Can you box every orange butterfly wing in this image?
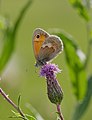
[33,35,47,58]
[33,28,49,59]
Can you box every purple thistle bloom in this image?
[40,63,61,80]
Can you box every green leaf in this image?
[10,110,22,118]
[11,110,36,120]
[18,95,21,108]
[49,29,87,100]
[25,114,36,120]
[0,0,32,73]
[69,0,90,21]
[72,75,92,120]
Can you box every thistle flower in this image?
[40,63,63,105]
[40,63,61,78]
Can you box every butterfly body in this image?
[32,28,63,67]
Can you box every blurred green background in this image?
[0,0,92,120]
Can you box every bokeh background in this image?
[0,0,92,120]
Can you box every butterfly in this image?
[32,28,63,67]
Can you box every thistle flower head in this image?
[40,63,61,79]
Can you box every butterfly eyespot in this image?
[36,34,40,38]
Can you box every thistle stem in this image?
[57,104,64,120]
[0,88,25,118]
